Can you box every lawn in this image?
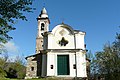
[0,78,54,80]
[0,77,60,80]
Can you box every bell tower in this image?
[36,7,50,54]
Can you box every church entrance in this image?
[57,55,70,75]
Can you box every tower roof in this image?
[41,7,47,14]
[39,7,48,18]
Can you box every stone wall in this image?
[25,56,37,79]
[25,54,42,79]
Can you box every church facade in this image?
[25,8,87,79]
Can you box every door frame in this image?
[57,55,70,75]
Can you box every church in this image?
[25,7,87,79]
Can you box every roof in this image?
[25,53,39,59]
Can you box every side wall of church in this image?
[25,54,43,79]
[25,57,37,79]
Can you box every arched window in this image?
[41,23,44,30]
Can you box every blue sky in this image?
[5,0,120,59]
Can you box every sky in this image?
[4,0,120,59]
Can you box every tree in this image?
[92,32,120,80]
[0,0,34,78]
[14,56,26,79]
[0,53,9,78]
[86,51,92,79]
[0,55,26,79]
[0,0,34,44]
[0,67,7,78]
[0,44,7,54]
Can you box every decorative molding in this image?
[59,29,66,36]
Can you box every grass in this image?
[0,77,79,80]
[0,78,51,80]
[26,77,60,80]
[0,77,60,80]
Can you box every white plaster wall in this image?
[47,52,73,77]
[47,53,56,76]
[69,53,76,77]
[76,52,87,77]
[47,29,85,50]
[38,21,45,37]
[75,33,85,50]
[38,20,49,37]
[47,34,75,49]
[47,25,76,49]
[47,34,53,49]
[46,51,87,77]
[45,24,87,77]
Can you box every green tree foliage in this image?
[0,0,34,44]
[0,0,34,78]
[14,56,26,79]
[0,59,7,78]
[0,44,7,54]
[86,51,92,79]
[0,53,8,78]
[0,55,26,79]
[0,67,7,78]
[92,33,120,80]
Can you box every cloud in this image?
[2,41,26,62]
[3,41,20,61]
[4,41,19,54]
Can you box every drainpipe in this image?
[74,33,77,80]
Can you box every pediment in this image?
[52,24,74,36]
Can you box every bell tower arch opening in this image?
[41,23,45,31]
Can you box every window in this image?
[73,64,76,69]
[41,23,44,30]
[41,33,43,36]
[59,37,68,46]
[50,65,53,69]
[31,67,34,71]
[84,44,86,48]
